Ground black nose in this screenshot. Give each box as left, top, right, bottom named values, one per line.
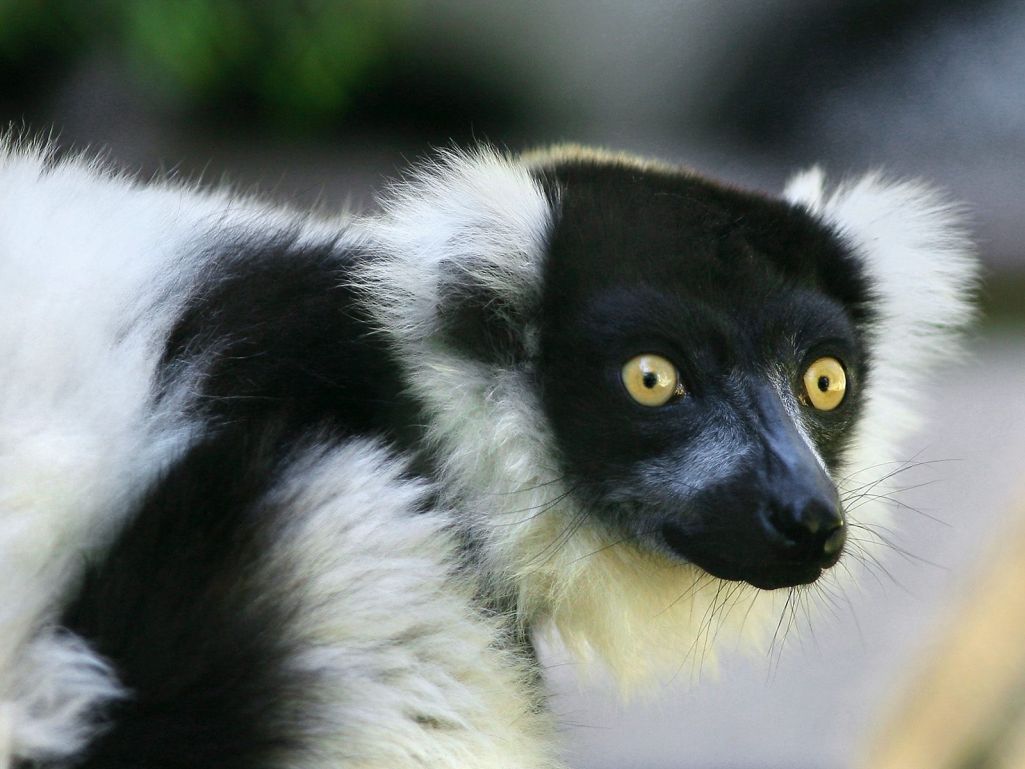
left=766, top=498, right=846, bottom=567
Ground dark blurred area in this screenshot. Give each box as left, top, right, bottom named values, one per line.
left=2, top=0, right=1023, bottom=319
left=3, top=3, right=1023, bottom=768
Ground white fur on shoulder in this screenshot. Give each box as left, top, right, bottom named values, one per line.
left=0, top=147, right=200, bottom=764
left=0, top=631, right=122, bottom=767
left=266, top=439, right=562, bottom=769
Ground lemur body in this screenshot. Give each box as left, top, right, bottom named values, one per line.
left=0, top=143, right=976, bottom=768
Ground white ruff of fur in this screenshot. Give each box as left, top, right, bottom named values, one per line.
left=361, top=148, right=789, bottom=688
left=0, top=146, right=206, bottom=764
left=266, top=440, right=561, bottom=769
left=785, top=168, right=979, bottom=542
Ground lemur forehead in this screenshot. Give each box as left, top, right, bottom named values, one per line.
left=528, top=155, right=871, bottom=327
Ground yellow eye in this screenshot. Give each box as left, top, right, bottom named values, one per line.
left=621, top=355, right=685, bottom=407
left=802, top=356, right=847, bottom=411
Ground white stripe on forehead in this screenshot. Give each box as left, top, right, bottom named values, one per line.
left=768, top=367, right=831, bottom=475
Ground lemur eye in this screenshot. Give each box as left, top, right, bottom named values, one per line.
left=802, top=356, right=847, bottom=411
left=621, top=355, right=686, bottom=407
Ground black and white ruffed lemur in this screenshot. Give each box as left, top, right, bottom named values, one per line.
left=0, top=141, right=976, bottom=769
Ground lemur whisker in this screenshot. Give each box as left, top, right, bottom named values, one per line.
left=808, top=580, right=844, bottom=626
left=847, top=524, right=948, bottom=570
left=481, top=476, right=569, bottom=497
left=675, top=579, right=726, bottom=681
left=782, top=589, right=803, bottom=661
left=792, top=589, right=815, bottom=655
left=484, top=486, right=579, bottom=525
left=701, top=584, right=733, bottom=674
left=839, top=545, right=887, bottom=591
left=708, top=581, right=746, bottom=657
left=847, top=535, right=944, bottom=569
left=837, top=449, right=962, bottom=487
left=567, top=534, right=633, bottom=565
left=836, top=448, right=930, bottom=484
left=827, top=566, right=867, bottom=650
left=736, top=589, right=762, bottom=639
left=767, top=588, right=797, bottom=679
left=843, top=486, right=949, bottom=525
left=659, top=571, right=714, bottom=620
left=520, top=502, right=591, bottom=570
left=840, top=457, right=960, bottom=497
left=849, top=540, right=911, bottom=595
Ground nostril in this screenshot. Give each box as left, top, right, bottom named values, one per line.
left=766, top=499, right=845, bottom=566
left=821, top=524, right=847, bottom=565
left=767, top=505, right=806, bottom=544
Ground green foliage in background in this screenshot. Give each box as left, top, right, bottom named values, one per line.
left=0, top=0, right=411, bottom=128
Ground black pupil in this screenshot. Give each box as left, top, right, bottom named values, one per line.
left=817, top=375, right=830, bottom=392
left=642, top=372, right=659, bottom=389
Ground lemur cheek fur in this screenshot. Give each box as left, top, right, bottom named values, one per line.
left=0, top=140, right=977, bottom=768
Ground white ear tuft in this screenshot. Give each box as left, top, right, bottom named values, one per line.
left=363, top=147, right=554, bottom=345
left=813, top=172, right=978, bottom=372
left=783, top=165, right=826, bottom=214
left=791, top=170, right=980, bottom=535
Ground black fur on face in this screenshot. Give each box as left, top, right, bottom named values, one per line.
left=530, top=158, right=875, bottom=590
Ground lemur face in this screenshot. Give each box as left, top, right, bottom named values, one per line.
left=378, top=145, right=973, bottom=614
left=535, top=161, right=874, bottom=590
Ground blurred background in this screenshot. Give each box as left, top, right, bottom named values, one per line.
left=2, top=1, right=1022, bottom=767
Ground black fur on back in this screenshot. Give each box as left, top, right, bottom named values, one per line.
left=59, top=420, right=326, bottom=769
left=161, top=232, right=420, bottom=442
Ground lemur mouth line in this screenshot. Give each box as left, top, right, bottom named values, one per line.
left=658, top=521, right=834, bottom=590
left=742, top=566, right=824, bottom=591
left=695, top=559, right=825, bottom=591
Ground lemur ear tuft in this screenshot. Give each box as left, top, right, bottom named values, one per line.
left=784, top=168, right=978, bottom=360
left=363, top=147, right=554, bottom=363
left=785, top=167, right=979, bottom=444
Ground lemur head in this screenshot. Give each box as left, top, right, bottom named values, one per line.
left=532, top=156, right=876, bottom=591
left=364, top=146, right=976, bottom=681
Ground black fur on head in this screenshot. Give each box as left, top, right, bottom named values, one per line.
left=523, top=155, right=876, bottom=589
